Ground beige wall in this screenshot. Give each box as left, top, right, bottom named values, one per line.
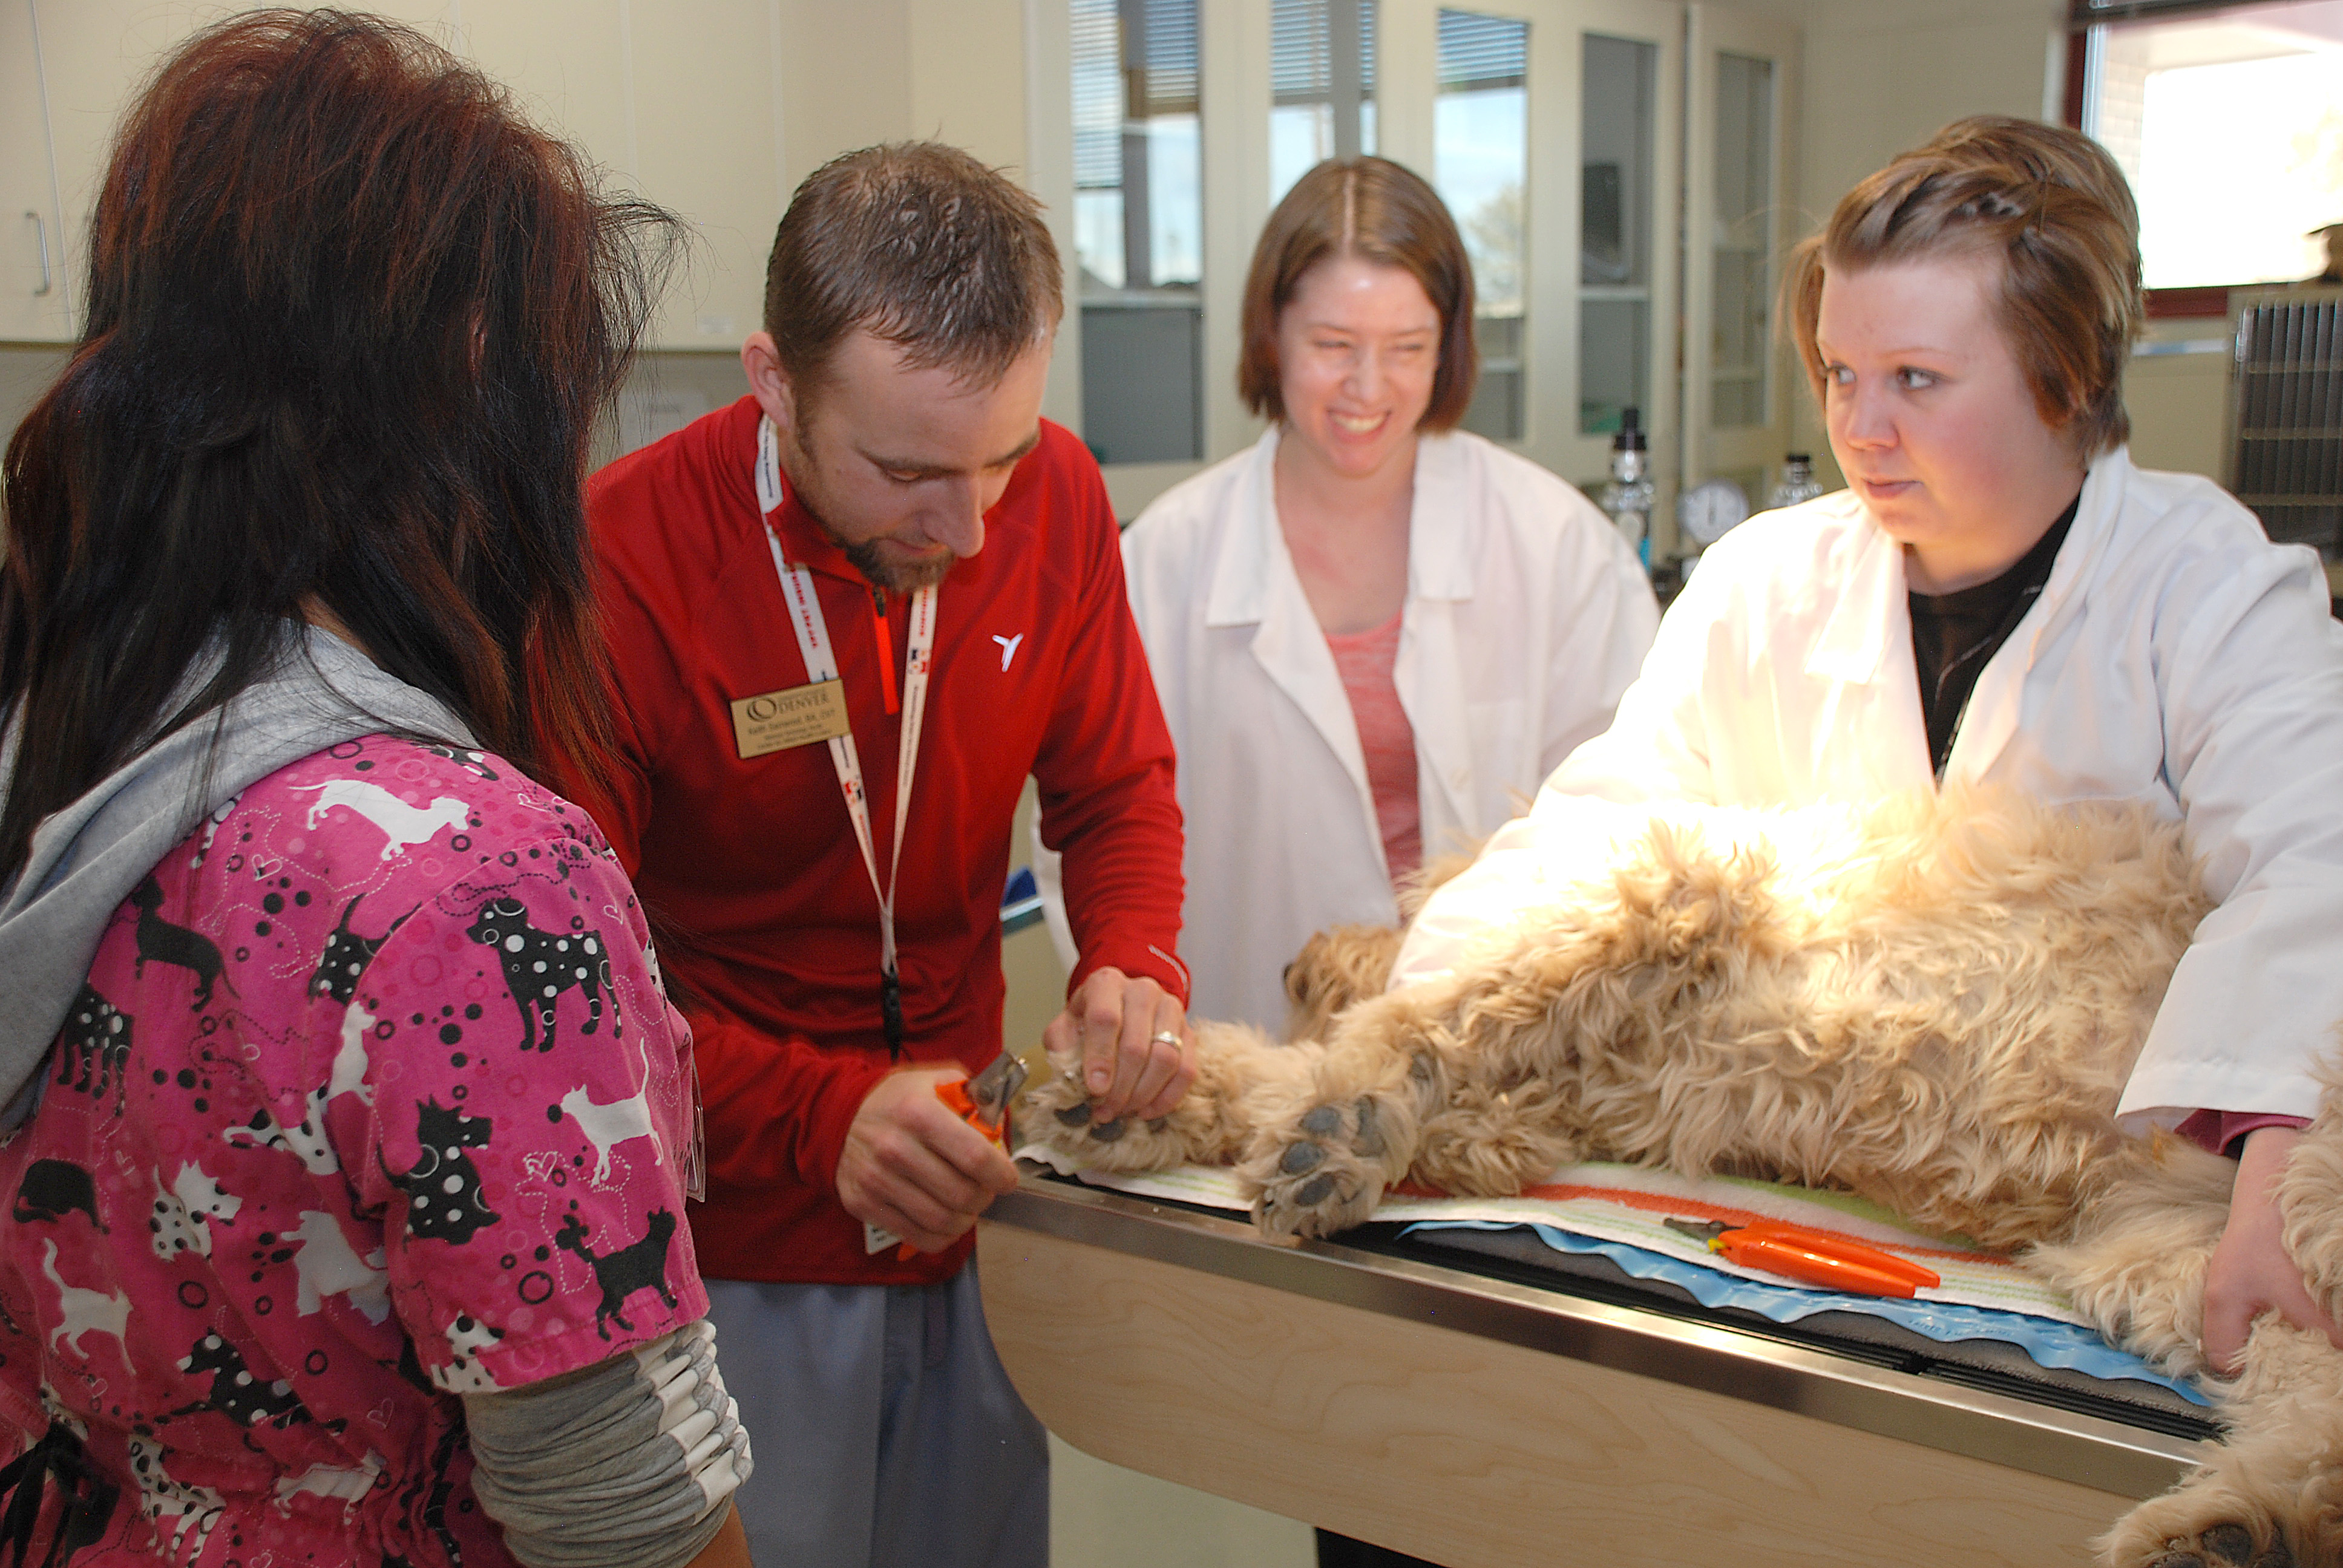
left=1783, top=0, right=2070, bottom=486
left=0, top=344, right=68, bottom=452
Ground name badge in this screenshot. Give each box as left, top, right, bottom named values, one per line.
left=729, top=681, right=851, bottom=759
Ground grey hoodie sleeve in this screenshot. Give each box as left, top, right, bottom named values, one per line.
left=463, top=1319, right=752, bottom=1568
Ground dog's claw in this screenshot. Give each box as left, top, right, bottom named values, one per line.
left=1299, top=1106, right=1343, bottom=1137
left=1280, top=1142, right=1325, bottom=1175
left=1293, top=1174, right=1337, bottom=1206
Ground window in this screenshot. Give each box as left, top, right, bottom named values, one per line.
left=1436, top=10, right=1529, bottom=442
left=1072, top=0, right=1204, bottom=464
left=1271, top=0, right=1377, bottom=205
left=2078, top=0, right=2343, bottom=293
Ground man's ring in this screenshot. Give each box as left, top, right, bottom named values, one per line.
left=1150, top=1030, right=1181, bottom=1047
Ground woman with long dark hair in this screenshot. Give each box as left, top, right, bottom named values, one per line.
left=0, top=13, right=750, bottom=1565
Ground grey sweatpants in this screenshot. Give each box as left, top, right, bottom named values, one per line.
left=704, top=1262, right=1050, bottom=1568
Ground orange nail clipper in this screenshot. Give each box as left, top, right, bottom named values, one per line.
left=1663, top=1217, right=1942, bottom=1298
left=895, top=1053, right=1027, bottom=1261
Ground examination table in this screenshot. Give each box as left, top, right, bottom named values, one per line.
left=978, top=1169, right=2212, bottom=1567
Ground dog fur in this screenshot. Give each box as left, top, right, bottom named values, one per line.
left=1023, top=789, right=2343, bottom=1567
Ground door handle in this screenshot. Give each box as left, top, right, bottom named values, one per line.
left=25, top=210, right=51, bottom=296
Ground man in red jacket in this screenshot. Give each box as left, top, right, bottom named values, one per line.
left=577, top=142, right=1194, bottom=1567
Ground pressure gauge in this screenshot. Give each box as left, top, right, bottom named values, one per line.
left=1677, top=479, right=1750, bottom=549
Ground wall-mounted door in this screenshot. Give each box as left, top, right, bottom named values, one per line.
left=1680, top=1, right=1800, bottom=545
left=1379, top=0, right=1681, bottom=505
left=1035, top=0, right=1788, bottom=529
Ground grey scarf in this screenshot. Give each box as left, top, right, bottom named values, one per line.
left=0, top=626, right=476, bottom=1129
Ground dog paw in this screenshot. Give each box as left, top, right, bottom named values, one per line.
left=2107, top=1490, right=2307, bottom=1568
left=1014, top=1061, right=1190, bottom=1173
left=2135, top=1523, right=2290, bottom=1568
left=1244, top=1095, right=1394, bottom=1240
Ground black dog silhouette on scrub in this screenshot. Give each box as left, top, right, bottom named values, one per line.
left=381, top=1099, right=500, bottom=1244
left=130, top=873, right=232, bottom=1010
left=421, top=743, right=500, bottom=783
left=15, top=1158, right=105, bottom=1230
left=309, top=893, right=418, bottom=1005
left=54, top=984, right=131, bottom=1110
left=174, top=1331, right=312, bottom=1429
left=554, top=1208, right=679, bottom=1340
left=465, top=898, right=612, bottom=1053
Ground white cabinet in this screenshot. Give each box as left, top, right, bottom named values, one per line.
left=624, top=0, right=788, bottom=347
left=2, top=2, right=784, bottom=350
left=0, top=1, right=71, bottom=340
left=1681, top=0, right=1801, bottom=538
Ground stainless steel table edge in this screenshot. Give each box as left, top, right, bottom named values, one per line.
left=988, top=1170, right=2214, bottom=1500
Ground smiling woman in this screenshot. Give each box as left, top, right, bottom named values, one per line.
left=1094, top=154, right=1656, bottom=1032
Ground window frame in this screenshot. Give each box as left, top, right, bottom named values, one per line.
left=2063, top=0, right=2336, bottom=317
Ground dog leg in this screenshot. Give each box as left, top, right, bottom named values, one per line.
left=2028, top=1137, right=2234, bottom=1386
left=2034, top=1138, right=2343, bottom=1567
left=2097, top=1321, right=2343, bottom=1568
left=1239, top=982, right=1455, bottom=1238
left=1016, top=1021, right=1288, bottom=1172
left=1282, top=924, right=1404, bottom=1044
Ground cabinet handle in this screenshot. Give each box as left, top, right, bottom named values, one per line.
left=25, top=211, right=51, bottom=296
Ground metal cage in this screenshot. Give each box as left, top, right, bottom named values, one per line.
left=2226, top=286, right=2343, bottom=556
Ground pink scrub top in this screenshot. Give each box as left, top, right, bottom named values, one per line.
left=0, top=736, right=705, bottom=1566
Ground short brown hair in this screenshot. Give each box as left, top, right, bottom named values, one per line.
left=1787, top=116, right=2143, bottom=458
left=1239, top=157, right=1478, bottom=430
left=763, top=142, right=1061, bottom=401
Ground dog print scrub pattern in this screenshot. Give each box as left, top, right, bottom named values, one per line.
left=0, top=736, right=706, bottom=1567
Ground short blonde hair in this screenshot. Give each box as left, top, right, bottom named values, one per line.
left=1786, top=116, right=2143, bottom=457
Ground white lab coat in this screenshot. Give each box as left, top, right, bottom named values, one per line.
left=1396, top=447, right=2343, bottom=1127
left=1041, top=426, right=1656, bottom=1029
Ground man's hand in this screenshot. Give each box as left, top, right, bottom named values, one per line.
left=836, top=1067, right=1020, bottom=1254
left=2201, top=1126, right=2343, bottom=1372
left=1042, top=966, right=1195, bottom=1123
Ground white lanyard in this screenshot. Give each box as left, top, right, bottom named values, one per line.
left=758, top=417, right=938, bottom=1055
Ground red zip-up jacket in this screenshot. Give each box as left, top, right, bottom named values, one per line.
left=579, top=396, right=1187, bottom=1285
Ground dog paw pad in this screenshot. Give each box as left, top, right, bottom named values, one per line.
left=2201, top=1526, right=2255, bottom=1566
left=1299, top=1106, right=1343, bottom=1137
left=2148, top=1526, right=2290, bottom=1568
left=1280, top=1142, right=1325, bottom=1175
left=1089, top=1119, right=1127, bottom=1143
left=1293, top=1174, right=1337, bottom=1206
left=1054, top=1103, right=1093, bottom=1127
left=1351, top=1098, right=1383, bottom=1155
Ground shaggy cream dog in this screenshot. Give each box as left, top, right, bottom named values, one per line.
left=1024, top=789, right=2343, bottom=1568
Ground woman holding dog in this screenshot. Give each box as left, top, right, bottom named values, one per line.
left=0, top=13, right=749, bottom=1565
left=1078, top=157, right=1657, bottom=1034
left=1399, top=117, right=2343, bottom=1381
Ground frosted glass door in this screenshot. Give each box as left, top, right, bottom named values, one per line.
left=1379, top=0, right=1680, bottom=503
left=1680, top=2, right=1800, bottom=549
